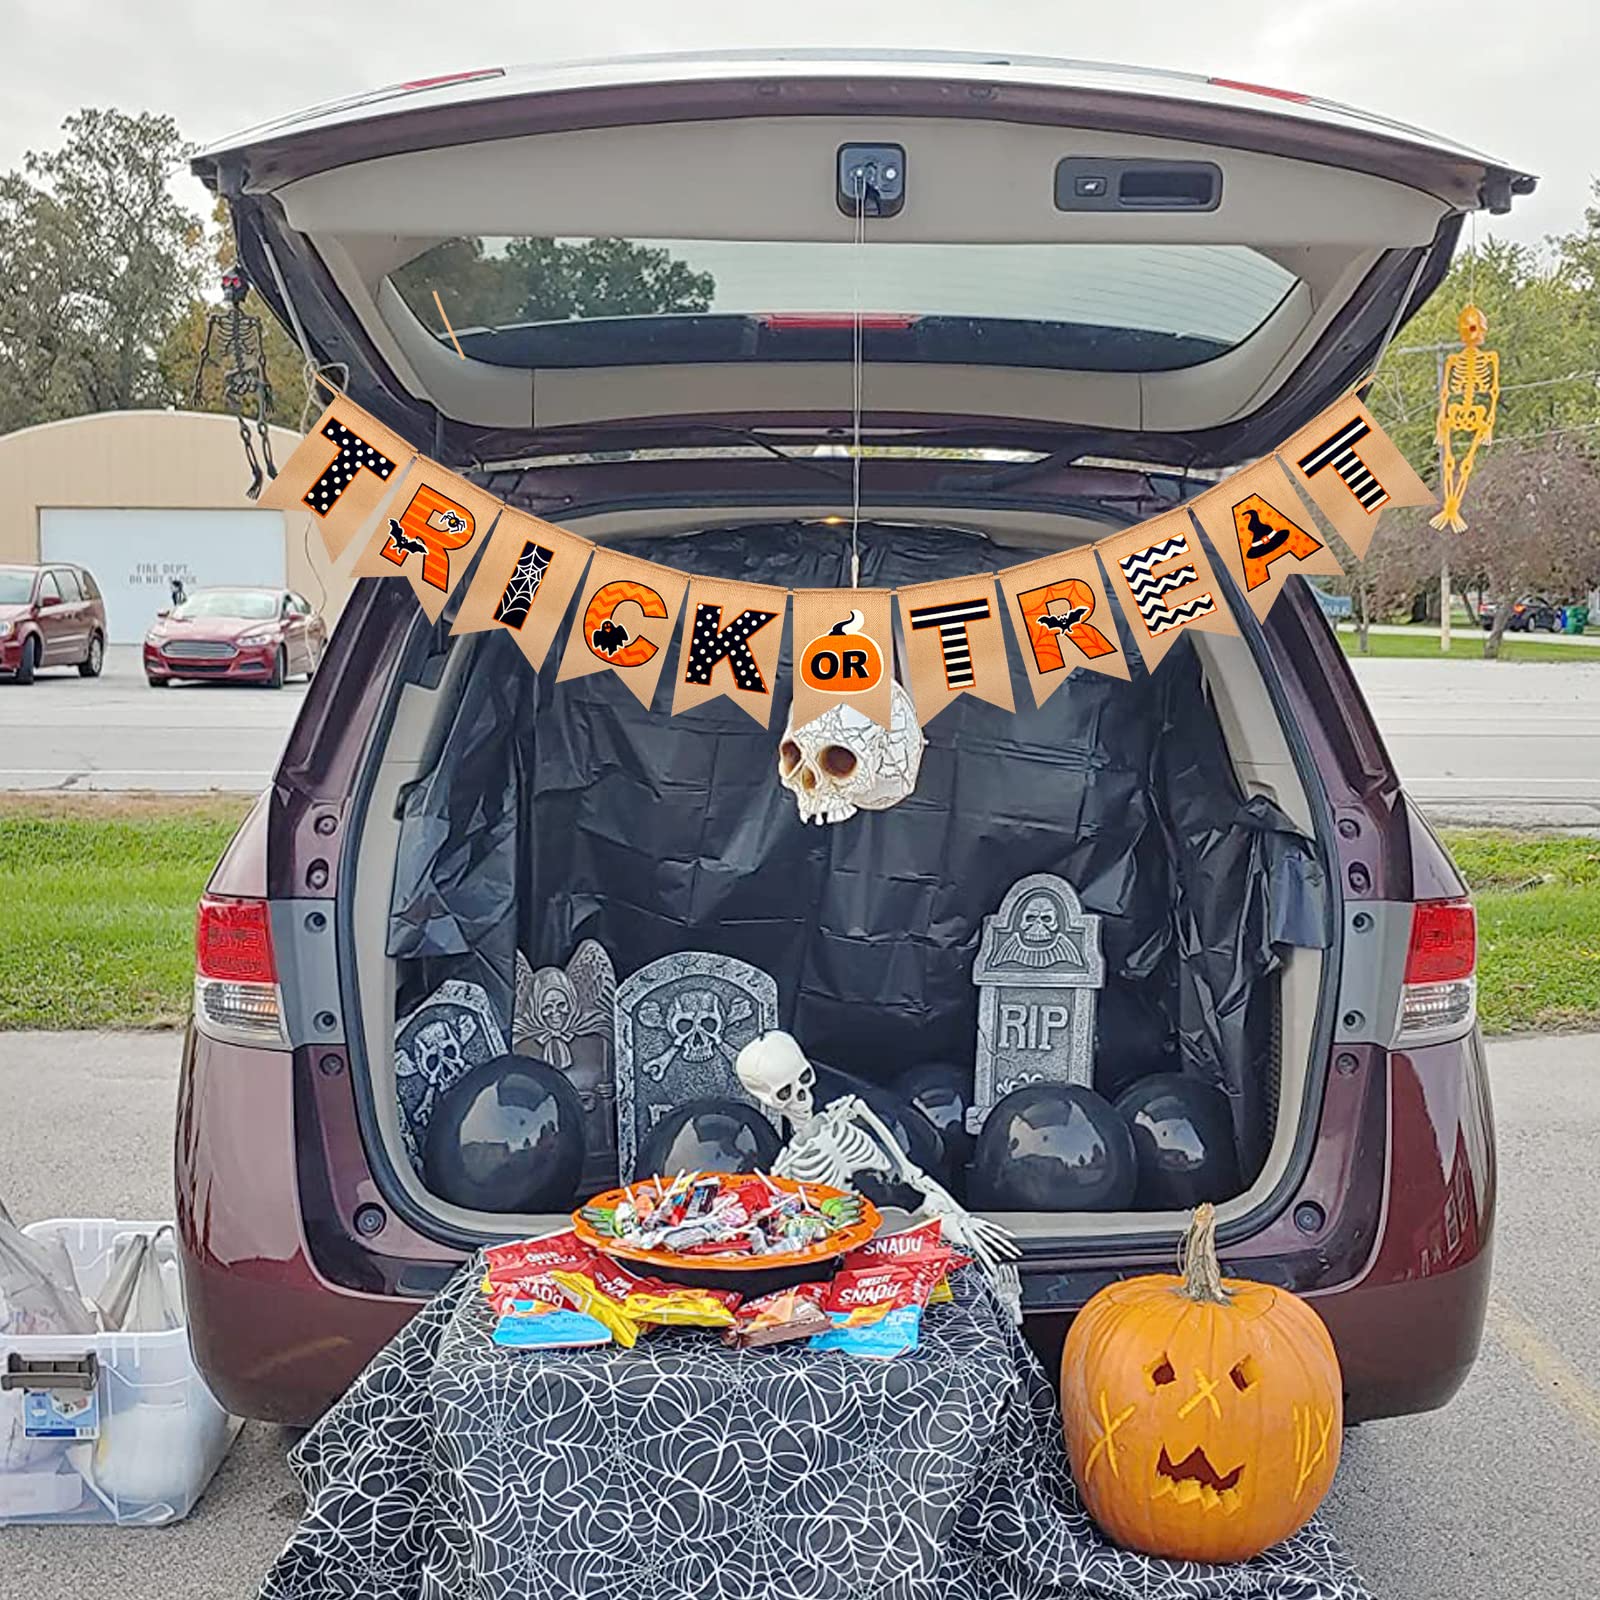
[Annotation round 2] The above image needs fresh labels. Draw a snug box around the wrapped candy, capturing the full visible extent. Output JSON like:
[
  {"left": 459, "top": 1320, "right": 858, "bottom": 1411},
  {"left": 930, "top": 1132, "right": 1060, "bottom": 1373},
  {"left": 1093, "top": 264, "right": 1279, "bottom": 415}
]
[{"left": 723, "top": 1283, "right": 830, "bottom": 1349}]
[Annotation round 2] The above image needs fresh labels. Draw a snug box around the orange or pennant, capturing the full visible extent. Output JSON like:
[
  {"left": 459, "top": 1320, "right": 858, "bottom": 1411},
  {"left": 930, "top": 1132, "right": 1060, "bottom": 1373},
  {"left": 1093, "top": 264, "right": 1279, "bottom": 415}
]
[
  {"left": 788, "top": 588, "right": 896, "bottom": 728},
  {"left": 259, "top": 399, "right": 416, "bottom": 560},
  {"left": 996, "top": 545, "right": 1129, "bottom": 703},
  {"left": 555, "top": 547, "right": 689, "bottom": 709},
  {"left": 350, "top": 465, "right": 504, "bottom": 622},
  {"left": 895, "top": 575, "right": 1014, "bottom": 721},
  {"left": 1190, "top": 457, "right": 1345, "bottom": 621},
  {"left": 671, "top": 577, "right": 789, "bottom": 724},
  {"left": 1277, "top": 395, "right": 1434, "bottom": 557},
  {"left": 450, "top": 507, "right": 595, "bottom": 670},
  {"left": 1097, "top": 508, "right": 1237, "bottom": 670}
]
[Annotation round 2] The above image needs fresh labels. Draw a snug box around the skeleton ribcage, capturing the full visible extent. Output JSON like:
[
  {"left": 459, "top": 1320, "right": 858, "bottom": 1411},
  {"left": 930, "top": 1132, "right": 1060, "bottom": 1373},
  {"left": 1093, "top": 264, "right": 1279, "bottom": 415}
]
[{"left": 771, "top": 1104, "right": 896, "bottom": 1189}]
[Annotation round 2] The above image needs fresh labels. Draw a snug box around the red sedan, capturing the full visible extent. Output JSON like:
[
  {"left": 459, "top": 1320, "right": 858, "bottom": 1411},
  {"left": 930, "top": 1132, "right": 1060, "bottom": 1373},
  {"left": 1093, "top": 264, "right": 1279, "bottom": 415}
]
[{"left": 144, "top": 587, "right": 326, "bottom": 688}]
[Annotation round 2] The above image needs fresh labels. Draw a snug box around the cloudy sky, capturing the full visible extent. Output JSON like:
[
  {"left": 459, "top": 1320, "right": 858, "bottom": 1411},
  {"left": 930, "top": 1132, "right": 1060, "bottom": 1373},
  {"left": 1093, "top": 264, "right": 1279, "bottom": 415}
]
[{"left": 0, "top": 0, "right": 1589, "bottom": 248}]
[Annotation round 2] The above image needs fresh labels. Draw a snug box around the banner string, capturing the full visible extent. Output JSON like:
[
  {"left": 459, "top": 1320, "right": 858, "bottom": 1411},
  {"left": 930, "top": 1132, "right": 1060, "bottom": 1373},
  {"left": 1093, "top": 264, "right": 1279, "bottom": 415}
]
[{"left": 849, "top": 175, "right": 866, "bottom": 588}]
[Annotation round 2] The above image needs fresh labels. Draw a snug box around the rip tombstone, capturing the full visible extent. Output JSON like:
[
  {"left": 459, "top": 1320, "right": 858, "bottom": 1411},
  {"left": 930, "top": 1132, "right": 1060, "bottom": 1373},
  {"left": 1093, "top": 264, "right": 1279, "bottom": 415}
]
[
  {"left": 969, "top": 874, "right": 1104, "bottom": 1131},
  {"left": 614, "top": 953, "right": 780, "bottom": 1178}
]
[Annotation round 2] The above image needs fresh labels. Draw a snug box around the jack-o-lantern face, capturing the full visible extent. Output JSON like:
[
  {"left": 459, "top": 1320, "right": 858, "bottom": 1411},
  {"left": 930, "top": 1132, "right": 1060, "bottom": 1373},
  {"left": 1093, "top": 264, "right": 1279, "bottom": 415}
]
[{"left": 1060, "top": 1205, "right": 1342, "bottom": 1564}]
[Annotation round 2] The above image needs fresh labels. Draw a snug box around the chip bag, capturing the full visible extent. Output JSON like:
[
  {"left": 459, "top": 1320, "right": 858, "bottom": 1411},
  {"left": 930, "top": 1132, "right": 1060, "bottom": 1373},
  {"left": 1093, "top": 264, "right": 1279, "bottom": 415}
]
[{"left": 548, "top": 1265, "right": 645, "bottom": 1348}]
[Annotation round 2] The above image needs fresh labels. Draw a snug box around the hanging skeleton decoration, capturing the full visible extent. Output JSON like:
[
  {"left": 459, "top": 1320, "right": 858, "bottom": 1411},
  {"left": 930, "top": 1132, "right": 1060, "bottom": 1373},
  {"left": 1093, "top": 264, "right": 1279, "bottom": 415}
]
[
  {"left": 1429, "top": 303, "right": 1501, "bottom": 534},
  {"left": 777, "top": 678, "right": 926, "bottom": 825},
  {"left": 736, "top": 1030, "right": 1022, "bottom": 1318},
  {"left": 190, "top": 262, "right": 279, "bottom": 499}
]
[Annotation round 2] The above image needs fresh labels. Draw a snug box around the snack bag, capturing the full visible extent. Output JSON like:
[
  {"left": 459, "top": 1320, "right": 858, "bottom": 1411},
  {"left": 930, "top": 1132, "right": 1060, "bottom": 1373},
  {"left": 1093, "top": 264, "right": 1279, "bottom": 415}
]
[
  {"left": 842, "top": 1220, "right": 970, "bottom": 1306},
  {"left": 621, "top": 1281, "right": 740, "bottom": 1329},
  {"left": 723, "top": 1282, "right": 830, "bottom": 1349},
  {"left": 809, "top": 1303, "right": 923, "bottom": 1359},
  {"left": 549, "top": 1265, "right": 645, "bottom": 1348},
  {"left": 493, "top": 1308, "right": 614, "bottom": 1349},
  {"left": 825, "top": 1260, "right": 943, "bottom": 1320},
  {"left": 483, "top": 1230, "right": 594, "bottom": 1287},
  {"left": 486, "top": 1274, "right": 570, "bottom": 1317}
]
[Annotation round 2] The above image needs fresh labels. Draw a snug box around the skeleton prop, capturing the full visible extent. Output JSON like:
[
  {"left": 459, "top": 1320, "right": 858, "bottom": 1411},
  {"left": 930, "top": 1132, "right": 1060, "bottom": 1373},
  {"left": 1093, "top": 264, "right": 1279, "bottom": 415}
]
[
  {"left": 736, "top": 1030, "right": 1021, "bottom": 1319},
  {"left": 777, "top": 679, "right": 926, "bottom": 826}
]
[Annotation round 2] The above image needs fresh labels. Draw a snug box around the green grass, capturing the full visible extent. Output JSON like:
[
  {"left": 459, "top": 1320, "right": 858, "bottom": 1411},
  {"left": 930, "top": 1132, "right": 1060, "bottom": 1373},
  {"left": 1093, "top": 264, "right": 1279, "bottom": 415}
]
[
  {"left": 1440, "top": 829, "right": 1600, "bottom": 1033},
  {"left": 1337, "top": 630, "right": 1599, "bottom": 662},
  {"left": 0, "top": 796, "right": 252, "bottom": 1029}
]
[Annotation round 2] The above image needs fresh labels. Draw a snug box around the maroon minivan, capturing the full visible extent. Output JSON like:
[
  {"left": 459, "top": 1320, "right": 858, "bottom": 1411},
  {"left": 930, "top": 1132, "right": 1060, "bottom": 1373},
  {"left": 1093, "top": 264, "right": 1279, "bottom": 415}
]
[{"left": 176, "top": 53, "right": 1527, "bottom": 1425}]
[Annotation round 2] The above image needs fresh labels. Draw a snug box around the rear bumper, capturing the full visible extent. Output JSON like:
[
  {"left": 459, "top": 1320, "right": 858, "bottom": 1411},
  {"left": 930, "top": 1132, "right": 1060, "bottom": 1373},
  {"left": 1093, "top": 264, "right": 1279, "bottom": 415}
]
[
  {"left": 146, "top": 643, "right": 278, "bottom": 681},
  {"left": 177, "top": 1023, "right": 1494, "bottom": 1426}
]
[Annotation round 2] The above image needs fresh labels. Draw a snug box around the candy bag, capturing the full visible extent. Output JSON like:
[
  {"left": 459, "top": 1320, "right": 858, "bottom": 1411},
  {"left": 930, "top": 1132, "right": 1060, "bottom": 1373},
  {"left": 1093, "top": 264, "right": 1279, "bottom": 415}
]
[{"left": 723, "top": 1282, "right": 830, "bottom": 1349}]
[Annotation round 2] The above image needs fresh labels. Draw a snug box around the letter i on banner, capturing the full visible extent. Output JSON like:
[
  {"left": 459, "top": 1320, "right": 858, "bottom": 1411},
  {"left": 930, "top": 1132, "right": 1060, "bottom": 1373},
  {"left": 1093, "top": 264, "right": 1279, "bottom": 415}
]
[
  {"left": 350, "top": 464, "right": 505, "bottom": 622},
  {"left": 555, "top": 547, "right": 689, "bottom": 709},
  {"left": 672, "top": 577, "right": 789, "bottom": 724},
  {"left": 450, "top": 508, "right": 595, "bottom": 668},
  {"left": 259, "top": 399, "right": 416, "bottom": 560},
  {"left": 1097, "top": 507, "right": 1237, "bottom": 671},
  {"left": 895, "top": 574, "right": 1013, "bottom": 720},
  {"left": 1277, "top": 395, "right": 1435, "bottom": 558},
  {"left": 996, "top": 545, "right": 1129, "bottom": 705},
  {"left": 1190, "top": 456, "right": 1345, "bottom": 621},
  {"left": 788, "top": 589, "right": 896, "bottom": 728}
]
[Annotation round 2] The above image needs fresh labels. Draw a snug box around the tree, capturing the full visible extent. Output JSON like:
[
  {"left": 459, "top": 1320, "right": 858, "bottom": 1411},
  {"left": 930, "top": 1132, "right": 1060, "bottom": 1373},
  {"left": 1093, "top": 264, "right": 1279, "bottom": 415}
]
[{"left": 0, "top": 110, "right": 209, "bottom": 432}]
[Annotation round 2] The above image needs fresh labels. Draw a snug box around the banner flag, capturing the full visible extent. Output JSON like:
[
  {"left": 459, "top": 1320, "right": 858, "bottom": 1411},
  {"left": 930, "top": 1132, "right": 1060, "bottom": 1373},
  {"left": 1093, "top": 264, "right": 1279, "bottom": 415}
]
[
  {"left": 350, "top": 464, "right": 506, "bottom": 622},
  {"left": 260, "top": 398, "right": 416, "bottom": 560},
  {"left": 450, "top": 508, "right": 595, "bottom": 669},
  {"left": 671, "top": 577, "right": 790, "bottom": 724},
  {"left": 1097, "top": 508, "right": 1238, "bottom": 671},
  {"left": 895, "top": 575, "right": 1014, "bottom": 721},
  {"left": 996, "top": 547, "right": 1130, "bottom": 703},
  {"left": 555, "top": 547, "right": 690, "bottom": 709},
  {"left": 1191, "top": 457, "right": 1345, "bottom": 620},
  {"left": 788, "top": 588, "right": 896, "bottom": 728},
  {"left": 1277, "top": 395, "right": 1434, "bottom": 556}
]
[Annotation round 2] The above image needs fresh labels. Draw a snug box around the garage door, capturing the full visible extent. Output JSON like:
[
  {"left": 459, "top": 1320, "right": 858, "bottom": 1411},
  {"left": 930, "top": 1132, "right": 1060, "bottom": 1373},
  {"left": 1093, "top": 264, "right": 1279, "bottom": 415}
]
[{"left": 40, "top": 508, "right": 287, "bottom": 643}]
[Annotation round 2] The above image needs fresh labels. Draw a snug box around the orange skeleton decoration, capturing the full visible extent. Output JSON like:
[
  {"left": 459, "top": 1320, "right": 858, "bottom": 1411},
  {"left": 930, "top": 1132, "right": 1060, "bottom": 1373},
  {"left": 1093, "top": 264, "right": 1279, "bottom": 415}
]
[{"left": 1429, "top": 304, "right": 1500, "bottom": 533}]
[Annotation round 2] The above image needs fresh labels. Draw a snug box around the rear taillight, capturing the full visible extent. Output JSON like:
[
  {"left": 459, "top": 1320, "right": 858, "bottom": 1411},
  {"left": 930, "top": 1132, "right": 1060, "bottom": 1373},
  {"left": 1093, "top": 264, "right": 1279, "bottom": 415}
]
[
  {"left": 1396, "top": 898, "right": 1477, "bottom": 1045},
  {"left": 194, "top": 895, "right": 286, "bottom": 1048}
]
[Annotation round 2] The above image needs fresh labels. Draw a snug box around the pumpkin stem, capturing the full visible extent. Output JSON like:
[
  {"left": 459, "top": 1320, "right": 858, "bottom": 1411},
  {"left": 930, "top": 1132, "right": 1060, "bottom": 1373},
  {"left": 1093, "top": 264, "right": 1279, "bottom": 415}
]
[{"left": 1178, "top": 1203, "right": 1232, "bottom": 1304}]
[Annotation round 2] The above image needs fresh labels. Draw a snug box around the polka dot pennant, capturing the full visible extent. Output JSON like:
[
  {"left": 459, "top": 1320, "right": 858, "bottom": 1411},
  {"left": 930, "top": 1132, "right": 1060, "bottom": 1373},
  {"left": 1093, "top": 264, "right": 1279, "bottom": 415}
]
[
  {"left": 671, "top": 578, "right": 790, "bottom": 725},
  {"left": 304, "top": 419, "right": 396, "bottom": 516}
]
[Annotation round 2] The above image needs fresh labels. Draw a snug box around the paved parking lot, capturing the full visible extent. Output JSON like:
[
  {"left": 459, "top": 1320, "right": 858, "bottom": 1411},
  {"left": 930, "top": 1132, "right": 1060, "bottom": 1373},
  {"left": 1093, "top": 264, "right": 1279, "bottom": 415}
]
[{"left": 2, "top": 1030, "right": 1598, "bottom": 1597}]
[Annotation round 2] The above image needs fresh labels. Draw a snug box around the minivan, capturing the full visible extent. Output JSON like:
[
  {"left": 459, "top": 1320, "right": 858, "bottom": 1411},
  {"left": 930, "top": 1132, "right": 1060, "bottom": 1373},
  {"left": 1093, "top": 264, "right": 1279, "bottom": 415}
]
[{"left": 176, "top": 51, "right": 1528, "bottom": 1424}]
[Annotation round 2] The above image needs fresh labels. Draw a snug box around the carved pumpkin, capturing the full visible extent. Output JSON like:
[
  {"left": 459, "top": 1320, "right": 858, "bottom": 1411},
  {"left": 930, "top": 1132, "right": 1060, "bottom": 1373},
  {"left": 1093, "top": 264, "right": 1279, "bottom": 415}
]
[{"left": 1060, "top": 1204, "right": 1342, "bottom": 1564}]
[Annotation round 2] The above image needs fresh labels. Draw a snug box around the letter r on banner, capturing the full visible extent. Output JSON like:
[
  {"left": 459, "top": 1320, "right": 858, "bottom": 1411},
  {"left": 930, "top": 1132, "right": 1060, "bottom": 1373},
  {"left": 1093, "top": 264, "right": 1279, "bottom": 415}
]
[{"left": 380, "top": 483, "right": 480, "bottom": 593}]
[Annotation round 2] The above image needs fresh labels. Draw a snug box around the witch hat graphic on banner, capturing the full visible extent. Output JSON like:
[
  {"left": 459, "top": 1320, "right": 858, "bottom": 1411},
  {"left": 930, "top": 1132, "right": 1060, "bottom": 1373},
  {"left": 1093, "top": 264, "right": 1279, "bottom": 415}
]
[
  {"left": 788, "top": 589, "right": 896, "bottom": 728},
  {"left": 451, "top": 508, "right": 595, "bottom": 669},
  {"left": 1190, "top": 457, "right": 1344, "bottom": 621},
  {"left": 997, "top": 545, "right": 1130, "bottom": 703}
]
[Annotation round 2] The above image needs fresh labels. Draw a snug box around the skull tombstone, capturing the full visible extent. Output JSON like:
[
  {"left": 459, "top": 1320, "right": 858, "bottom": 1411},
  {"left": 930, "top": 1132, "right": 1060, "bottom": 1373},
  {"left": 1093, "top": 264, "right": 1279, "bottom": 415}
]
[
  {"left": 778, "top": 679, "right": 926, "bottom": 825},
  {"left": 393, "top": 980, "right": 508, "bottom": 1171},
  {"left": 614, "top": 953, "right": 780, "bottom": 1178}
]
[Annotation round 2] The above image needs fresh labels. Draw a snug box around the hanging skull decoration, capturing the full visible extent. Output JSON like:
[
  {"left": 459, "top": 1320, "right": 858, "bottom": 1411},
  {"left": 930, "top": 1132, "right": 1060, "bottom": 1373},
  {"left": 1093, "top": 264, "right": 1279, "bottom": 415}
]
[{"left": 778, "top": 679, "right": 926, "bottom": 825}]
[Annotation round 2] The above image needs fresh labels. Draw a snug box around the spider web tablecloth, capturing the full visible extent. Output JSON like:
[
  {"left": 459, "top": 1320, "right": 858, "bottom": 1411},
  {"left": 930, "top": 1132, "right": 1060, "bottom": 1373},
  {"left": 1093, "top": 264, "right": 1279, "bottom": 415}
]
[{"left": 260, "top": 1268, "right": 1372, "bottom": 1600}]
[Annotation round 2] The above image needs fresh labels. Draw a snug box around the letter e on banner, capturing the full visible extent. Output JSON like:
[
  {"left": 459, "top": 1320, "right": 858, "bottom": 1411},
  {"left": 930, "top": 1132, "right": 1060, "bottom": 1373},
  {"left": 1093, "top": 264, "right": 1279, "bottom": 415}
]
[
  {"left": 555, "top": 547, "right": 689, "bottom": 709},
  {"left": 1098, "top": 508, "right": 1237, "bottom": 670},
  {"left": 996, "top": 545, "right": 1129, "bottom": 704}
]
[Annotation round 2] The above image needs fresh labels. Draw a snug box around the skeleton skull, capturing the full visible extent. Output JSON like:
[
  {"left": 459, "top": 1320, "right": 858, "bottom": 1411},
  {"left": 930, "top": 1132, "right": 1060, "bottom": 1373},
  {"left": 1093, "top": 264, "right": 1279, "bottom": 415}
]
[
  {"left": 667, "top": 990, "right": 726, "bottom": 1063},
  {"left": 777, "top": 679, "right": 926, "bottom": 825},
  {"left": 735, "top": 1030, "right": 816, "bottom": 1126},
  {"left": 413, "top": 1016, "right": 474, "bottom": 1085},
  {"left": 1019, "top": 894, "right": 1061, "bottom": 945}
]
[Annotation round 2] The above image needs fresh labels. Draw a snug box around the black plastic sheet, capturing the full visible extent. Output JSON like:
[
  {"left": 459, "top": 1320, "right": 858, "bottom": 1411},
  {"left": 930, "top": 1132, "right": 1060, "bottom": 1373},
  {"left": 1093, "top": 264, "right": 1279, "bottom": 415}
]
[{"left": 388, "top": 524, "right": 1327, "bottom": 1169}]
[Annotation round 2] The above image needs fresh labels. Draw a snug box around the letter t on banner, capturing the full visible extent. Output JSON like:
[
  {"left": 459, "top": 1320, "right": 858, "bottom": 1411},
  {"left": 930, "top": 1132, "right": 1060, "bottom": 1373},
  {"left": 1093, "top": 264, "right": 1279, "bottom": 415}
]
[
  {"left": 1097, "top": 508, "right": 1238, "bottom": 670},
  {"left": 895, "top": 575, "right": 1013, "bottom": 721},
  {"left": 450, "top": 507, "right": 595, "bottom": 669}
]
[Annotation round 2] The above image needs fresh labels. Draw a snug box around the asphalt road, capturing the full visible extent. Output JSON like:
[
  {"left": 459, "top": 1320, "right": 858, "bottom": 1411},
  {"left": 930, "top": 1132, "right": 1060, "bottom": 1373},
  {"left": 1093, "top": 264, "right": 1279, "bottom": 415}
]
[{"left": 2, "top": 1031, "right": 1598, "bottom": 1597}]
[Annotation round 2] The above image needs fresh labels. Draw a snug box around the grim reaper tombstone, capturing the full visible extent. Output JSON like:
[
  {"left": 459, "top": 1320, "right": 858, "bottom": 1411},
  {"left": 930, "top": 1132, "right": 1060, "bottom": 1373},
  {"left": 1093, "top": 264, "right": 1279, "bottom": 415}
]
[
  {"left": 614, "top": 953, "right": 780, "bottom": 1179},
  {"left": 969, "top": 874, "right": 1104, "bottom": 1132}
]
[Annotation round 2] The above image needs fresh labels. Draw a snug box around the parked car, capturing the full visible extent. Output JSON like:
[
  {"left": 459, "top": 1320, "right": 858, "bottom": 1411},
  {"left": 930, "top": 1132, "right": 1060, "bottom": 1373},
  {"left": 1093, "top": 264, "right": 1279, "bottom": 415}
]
[
  {"left": 1477, "top": 597, "right": 1562, "bottom": 633},
  {"left": 0, "top": 563, "right": 107, "bottom": 683},
  {"left": 176, "top": 53, "right": 1524, "bottom": 1426},
  {"left": 1308, "top": 585, "right": 1354, "bottom": 622},
  {"left": 144, "top": 587, "right": 326, "bottom": 687}
]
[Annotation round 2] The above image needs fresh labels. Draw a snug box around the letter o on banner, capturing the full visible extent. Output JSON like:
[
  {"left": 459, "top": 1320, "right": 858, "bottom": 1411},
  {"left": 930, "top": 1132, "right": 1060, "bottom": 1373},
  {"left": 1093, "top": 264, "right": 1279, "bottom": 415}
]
[{"left": 799, "top": 629, "right": 884, "bottom": 693}]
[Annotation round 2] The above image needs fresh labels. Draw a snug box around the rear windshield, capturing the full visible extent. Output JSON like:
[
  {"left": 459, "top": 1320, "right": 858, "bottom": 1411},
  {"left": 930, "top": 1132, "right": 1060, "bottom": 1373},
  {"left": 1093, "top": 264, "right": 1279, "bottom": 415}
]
[
  {"left": 174, "top": 591, "right": 278, "bottom": 620},
  {"left": 0, "top": 571, "right": 34, "bottom": 604},
  {"left": 391, "top": 237, "right": 1295, "bottom": 373}
]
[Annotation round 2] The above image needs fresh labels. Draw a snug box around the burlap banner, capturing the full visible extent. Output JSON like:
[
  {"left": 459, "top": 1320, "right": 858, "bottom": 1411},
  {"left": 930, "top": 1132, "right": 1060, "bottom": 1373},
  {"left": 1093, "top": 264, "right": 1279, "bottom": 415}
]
[
  {"left": 996, "top": 546, "right": 1130, "bottom": 703},
  {"left": 1097, "top": 508, "right": 1239, "bottom": 672},
  {"left": 672, "top": 577, "right": 790, "bottom": 724},
  {"left": 895, "top": 575, "right": 1014, "bottom": 722},
  {"left": 788, "top": 588, "right": 896, "bottom": 728},
  {"left": 259, "top": 398, "right": 415, "bottom": 560},
  {"left": 555, "top": 547, "right": 689, "bottom": 709},
  {"left": 1191, "top": 457, "right": 1344, "bottom": 622},
  {"left": 450, "top": 508, "right": 595, "bottom": 669}
]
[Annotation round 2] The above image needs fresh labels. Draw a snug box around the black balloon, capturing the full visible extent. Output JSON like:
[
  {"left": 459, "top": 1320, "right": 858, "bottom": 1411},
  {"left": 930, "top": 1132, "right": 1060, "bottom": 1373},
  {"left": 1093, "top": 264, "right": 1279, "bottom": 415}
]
[
  {"left": 811, "top": 1061, "right": 947, "bottom": 1209},
  {"left": 895, "top": 1061, "right": 976, "bottom": 1172},
  {"left": 634, "top": 1097, "right": 782, "bottom": 1182},
  {"left": 969, "top": 1084, "right": 1137, "bottom": 1212},
  {"left": 423, "top": 1055, "right": 586, "bottom": 1212},
  {"left": 1093, "top": 980, "right": 1178, "bottom": 1100},
  {"left": 1115, "top": 1073, "right": 1242, "bottom": 1210}
]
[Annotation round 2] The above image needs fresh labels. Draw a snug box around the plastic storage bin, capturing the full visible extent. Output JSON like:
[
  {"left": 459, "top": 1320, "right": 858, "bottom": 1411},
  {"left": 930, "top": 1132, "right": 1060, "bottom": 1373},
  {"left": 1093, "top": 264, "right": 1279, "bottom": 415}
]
[{"left": 1, "top": 1218, "right": 240, "bottom": 1525}]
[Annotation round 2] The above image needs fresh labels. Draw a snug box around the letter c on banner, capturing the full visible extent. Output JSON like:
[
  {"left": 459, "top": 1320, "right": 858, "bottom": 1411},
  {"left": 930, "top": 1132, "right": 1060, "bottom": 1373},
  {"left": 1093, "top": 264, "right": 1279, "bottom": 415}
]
[{"left": 584, "top": 580, "right": 669, "bottom": 667}]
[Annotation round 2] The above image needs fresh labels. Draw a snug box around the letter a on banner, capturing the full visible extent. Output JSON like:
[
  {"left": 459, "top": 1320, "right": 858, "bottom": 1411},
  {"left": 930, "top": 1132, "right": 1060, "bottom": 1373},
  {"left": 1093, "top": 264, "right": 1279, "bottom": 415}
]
[
  {"left": 788, "top": 589, "right": 895, "bottom": 727},
  {"left": 672, "top": 577, "right": 789, "bottom": 724},
  {"left": 556, "top": 547, "right": 689, "bottom": 709},
  {"left": 1191, "top": 457, "right": 1344, "bottom": 621},
  {"left": 450, "top": 507, "right": 594, "bottom": 669},
  {"left": 351, "top": 465, "right": 505, "bottom": 622},
  {"left": 996, "top": 545, "right": 1130, "bottom": 704},
  {"left": 896, "top": 575, "right": 1014, "bottom": 721},
  {"left": 1277, "top": 395, "right": 1434, "bottom": 558},
  {"left": 259, "top": 399, "right": 415, "bottom": 560},
  {"left": 1098, "top": 508, "right": 1237, "bottom": 671}
]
